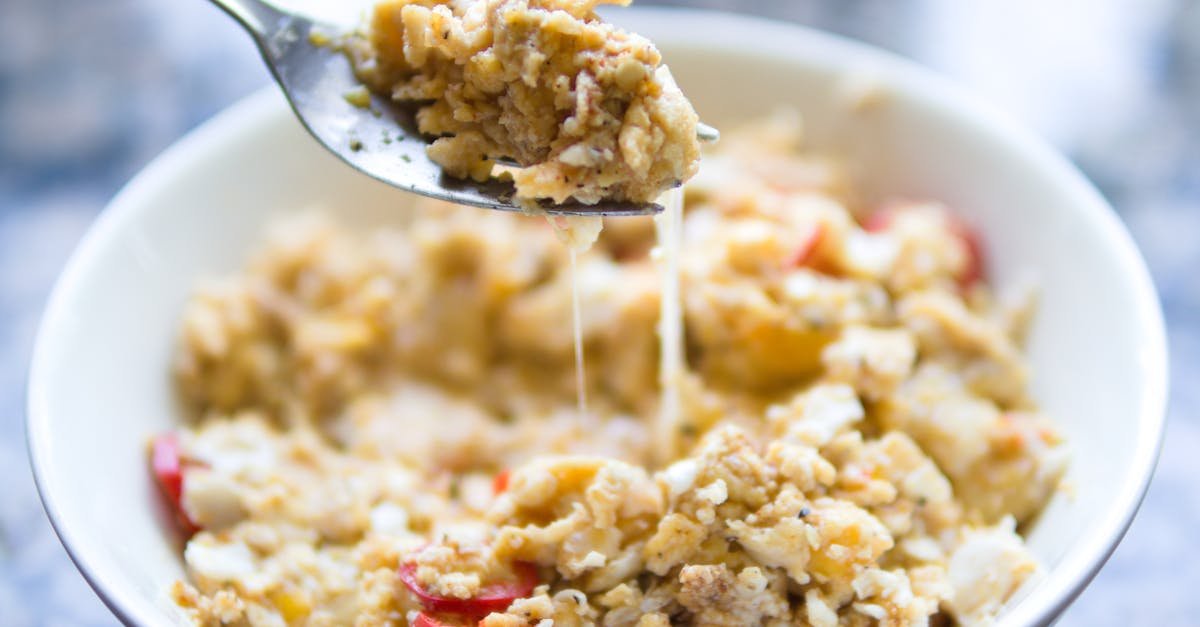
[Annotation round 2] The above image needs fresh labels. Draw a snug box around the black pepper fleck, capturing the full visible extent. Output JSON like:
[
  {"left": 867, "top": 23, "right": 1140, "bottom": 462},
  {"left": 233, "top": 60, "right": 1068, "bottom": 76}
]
[{"left": 798, "top": 507, "right": 811, "bottom": 518}]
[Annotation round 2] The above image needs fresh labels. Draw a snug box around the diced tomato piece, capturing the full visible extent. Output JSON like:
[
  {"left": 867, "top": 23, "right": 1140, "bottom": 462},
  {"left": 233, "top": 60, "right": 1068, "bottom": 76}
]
[
  {"left": 152, "top": 434, "right": 184, "bottom": 502},
  {"left": 398, "top": 561, "right": 537, "bottom": 617},
  {"left": 862, "top": 208, "right": 896, "bottom": 233},
  {"left": 785, "top": 223, "right": 825, "bottom": 268},
  {"left": 411, "top": 612, "right": 473, "bottom": 627},
  {"left": 948, "top": 219, "right": 985, "bottom": 287},
  {"left": 491, "top": 470, "right": 510, "bottom": 495},
  {"left": 411, "top": 613, "right": 444, "bottom": 627},
  {"left": 151, "top": 433, "right": 200, "bottom": 535},
  {"left": 861, "top": 204, "right": 985, "bottom": 287}
]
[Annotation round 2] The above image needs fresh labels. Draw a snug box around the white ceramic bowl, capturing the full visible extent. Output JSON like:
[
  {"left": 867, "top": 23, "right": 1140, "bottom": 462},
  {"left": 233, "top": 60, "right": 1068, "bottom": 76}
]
[{"left": 28, "top": 8, "right": 1166, "bottom": 626}]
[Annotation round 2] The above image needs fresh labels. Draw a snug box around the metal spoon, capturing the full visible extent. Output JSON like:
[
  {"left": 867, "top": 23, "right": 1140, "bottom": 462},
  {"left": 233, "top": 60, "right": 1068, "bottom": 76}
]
[{"left": 207, "top": 0, "right": 719, "bottom": 216}]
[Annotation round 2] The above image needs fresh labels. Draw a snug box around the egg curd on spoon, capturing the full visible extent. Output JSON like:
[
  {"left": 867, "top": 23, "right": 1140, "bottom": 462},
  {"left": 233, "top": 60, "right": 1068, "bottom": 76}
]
[{"left": 341, "top": 0, "right": 701, "bottom": 207}]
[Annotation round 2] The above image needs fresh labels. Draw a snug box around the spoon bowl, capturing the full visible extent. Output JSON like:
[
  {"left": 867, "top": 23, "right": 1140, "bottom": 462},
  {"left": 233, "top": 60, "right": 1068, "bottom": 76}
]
[{"left": 208, "top": 0, "right": 717, "bottom": 216}]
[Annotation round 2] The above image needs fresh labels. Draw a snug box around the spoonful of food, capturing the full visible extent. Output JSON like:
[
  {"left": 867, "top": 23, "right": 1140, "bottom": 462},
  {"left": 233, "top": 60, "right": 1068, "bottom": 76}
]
[{"left": 207, "top": 0, "right": 718, "bottom": 216}]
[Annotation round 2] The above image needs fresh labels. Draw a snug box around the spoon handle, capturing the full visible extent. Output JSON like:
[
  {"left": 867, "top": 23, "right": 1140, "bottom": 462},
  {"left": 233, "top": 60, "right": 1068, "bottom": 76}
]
[{"left": 206, "top": 0, "right": 287, "bottom": 38}]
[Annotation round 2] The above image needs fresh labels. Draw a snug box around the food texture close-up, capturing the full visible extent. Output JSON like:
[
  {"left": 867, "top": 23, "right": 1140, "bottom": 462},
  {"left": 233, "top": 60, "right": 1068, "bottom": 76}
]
[{"left": 2, "top": 1, "right": 1197, "bottom": 626}]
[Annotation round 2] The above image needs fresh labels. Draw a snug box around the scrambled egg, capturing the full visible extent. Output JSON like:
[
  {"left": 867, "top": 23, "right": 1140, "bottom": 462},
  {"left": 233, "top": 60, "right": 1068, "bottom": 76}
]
[{"left": 163, "top": 112, "right": 1066, "bottom": 626}]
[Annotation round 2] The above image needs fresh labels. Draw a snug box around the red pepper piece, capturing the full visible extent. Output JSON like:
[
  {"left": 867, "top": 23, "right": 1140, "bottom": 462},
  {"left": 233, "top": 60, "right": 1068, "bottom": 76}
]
[
  {"left": 150, "top": 433, "right": 200, "bottom": 535},
  {"left": 398, "top": 561, "right": 537, "bottom": 616}
]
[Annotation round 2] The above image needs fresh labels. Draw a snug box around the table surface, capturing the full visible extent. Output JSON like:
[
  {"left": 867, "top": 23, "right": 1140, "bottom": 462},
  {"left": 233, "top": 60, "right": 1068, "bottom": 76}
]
[{"left": 2, "top": 0, "right": 1197, "bottom": 624}]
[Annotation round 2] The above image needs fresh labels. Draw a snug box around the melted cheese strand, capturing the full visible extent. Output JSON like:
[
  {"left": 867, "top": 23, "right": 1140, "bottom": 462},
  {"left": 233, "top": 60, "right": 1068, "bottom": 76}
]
[
  {"left": 547, "top": 215, "right": 603, "bottom": 417},
  {"left": 654, "top": 186, "right": 686, "bottom": 467},
  {"left": 570, "top": 248, "right": 587, "bottom": 416}
]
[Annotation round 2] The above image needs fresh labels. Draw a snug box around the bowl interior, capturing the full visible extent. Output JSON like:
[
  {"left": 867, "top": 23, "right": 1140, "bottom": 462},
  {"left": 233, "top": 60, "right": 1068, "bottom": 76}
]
[{"left": 28, "top": 9, "right": 1165, "bottom": 626}]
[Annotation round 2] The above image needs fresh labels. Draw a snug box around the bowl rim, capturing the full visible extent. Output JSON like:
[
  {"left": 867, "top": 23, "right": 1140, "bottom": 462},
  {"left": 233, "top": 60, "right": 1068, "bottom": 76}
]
[{"left": 26, "top": 7, "right": 1168, "bottom": 626}]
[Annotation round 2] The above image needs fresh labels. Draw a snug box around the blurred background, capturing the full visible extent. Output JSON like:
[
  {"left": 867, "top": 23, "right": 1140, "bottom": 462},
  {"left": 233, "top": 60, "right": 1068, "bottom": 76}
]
[{"left": 1, "top": 0, "right": 1196, "bottom": 624}]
